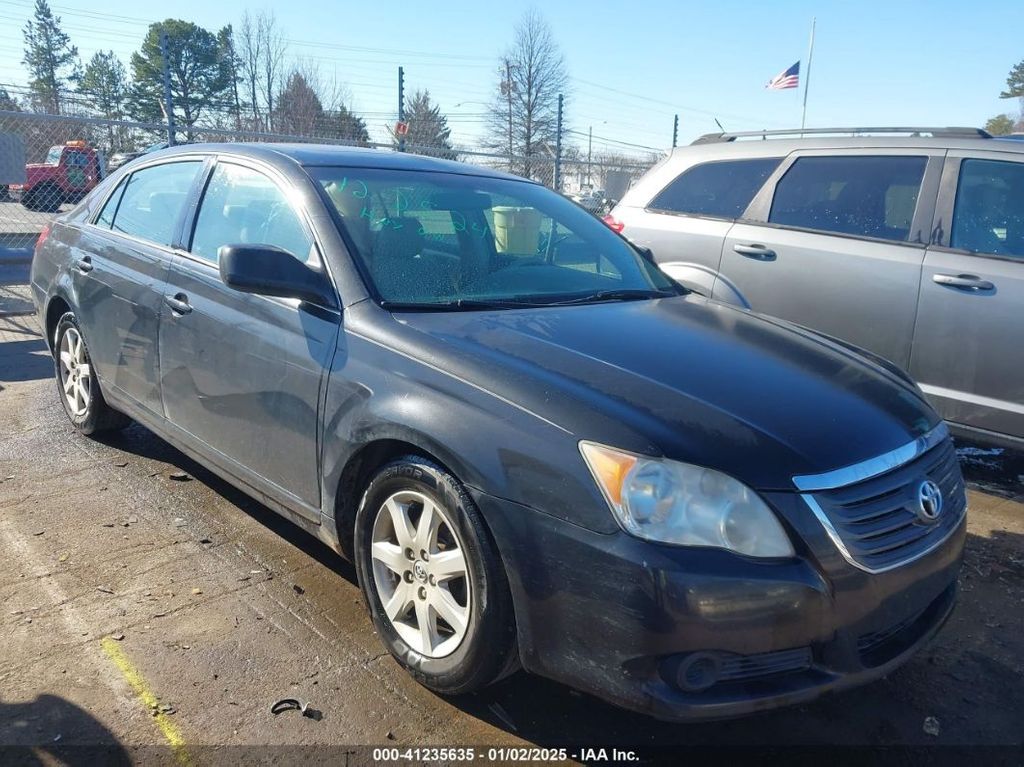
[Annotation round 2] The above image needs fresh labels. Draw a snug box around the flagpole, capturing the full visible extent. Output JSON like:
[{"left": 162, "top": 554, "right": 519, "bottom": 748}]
[{"left": 801, "top": 17, "right": 816, "bottom": 132}]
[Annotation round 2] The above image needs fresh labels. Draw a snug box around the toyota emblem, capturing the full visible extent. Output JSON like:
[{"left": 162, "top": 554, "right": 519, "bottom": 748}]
[{"left": 916, "top": 480, "right": 943, "bottom": 523}]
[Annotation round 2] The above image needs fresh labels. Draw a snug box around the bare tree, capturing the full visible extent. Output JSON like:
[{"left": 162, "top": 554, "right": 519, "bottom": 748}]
[
  {"left": 259, "top": 12, "right": 286, "bottom": 131},
  {"left": 487, "top": 9, "right": 569, "bottom": 179},
  {"left": 237, "top": 12, "right": 262, "bottom": 128},
  {"left": 236, "top": 10, "right": 286, "bottom": 130}
]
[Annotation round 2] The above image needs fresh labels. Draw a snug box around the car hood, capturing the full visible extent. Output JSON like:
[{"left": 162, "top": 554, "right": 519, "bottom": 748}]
[{"left": 392, "top": 295, "right": 939, "bottom": 491}]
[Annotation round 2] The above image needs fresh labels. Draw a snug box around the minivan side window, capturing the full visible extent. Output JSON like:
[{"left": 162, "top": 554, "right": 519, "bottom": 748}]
[
  {"left": 108, "top": 161, "right": 203, "bottom": 247},
  {"left": 950, "top": 159, "right": 1024, "bottom": 259},
  {"left": 649, "top": 158, "right": 781, "bottom": 219},
  {"left": 190, "top": 163, "right": 313, "bottom": 265},
  {"left": 768, "top": 156, "right": 927, "bottom": 242}
]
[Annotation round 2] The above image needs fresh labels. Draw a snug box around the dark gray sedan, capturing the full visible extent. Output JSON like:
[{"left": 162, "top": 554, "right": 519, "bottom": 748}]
[{"left": 30, "top": 144, "right": 966, "bottom": 721}]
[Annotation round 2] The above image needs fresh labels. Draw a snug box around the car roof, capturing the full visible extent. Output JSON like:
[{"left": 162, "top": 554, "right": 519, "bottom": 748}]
[
  {"left": 149, "top": 142, "right": 530, "bottom": 182},
  {"left": 672, "top": 134, "right": 1024, "bottom": 159}
]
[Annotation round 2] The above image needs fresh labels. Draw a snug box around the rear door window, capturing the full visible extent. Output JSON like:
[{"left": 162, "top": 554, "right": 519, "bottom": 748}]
[
  {"left": 648, "top": 158, "right": 781, "bottom": 219},
  {"left": 190, "top": 162, "right": 314, "bottom": 265},
  {"left": 768, "top": 155, "right": 926, "bottom": 242},
  {"left": 950, "top": 159, "right": 1024, "bottom": 259},
  {"left": 95, "top": 180, "right": 126, "bottom": 228},
  {"left": 109, "top": 161, "right": 203, "bottom": 247}
]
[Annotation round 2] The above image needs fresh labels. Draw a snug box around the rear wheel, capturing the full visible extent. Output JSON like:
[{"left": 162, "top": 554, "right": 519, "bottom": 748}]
[
  {"left": 53, "top": 312, "right": 130, "bottom": 435},
  {"left": 23, "top": 183, "right": 62, "bottom": 212},
  {"left": 354, "top": 456, "right": 517, "bottom": 694}
]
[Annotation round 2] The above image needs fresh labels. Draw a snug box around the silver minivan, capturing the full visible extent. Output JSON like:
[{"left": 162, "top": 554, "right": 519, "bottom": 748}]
[{"left": 610, "top": 127, "right": 1024, "bottom": 447}]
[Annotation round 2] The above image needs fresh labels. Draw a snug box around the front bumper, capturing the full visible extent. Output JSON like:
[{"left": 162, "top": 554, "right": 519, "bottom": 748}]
[{"left": 471, "top": 489, "right": 964, "bottom": 722}]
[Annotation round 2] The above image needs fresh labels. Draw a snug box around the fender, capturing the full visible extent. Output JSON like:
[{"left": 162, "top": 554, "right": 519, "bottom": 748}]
[{"left": 658, "top": 260, "right": 751, "bottom": 309}]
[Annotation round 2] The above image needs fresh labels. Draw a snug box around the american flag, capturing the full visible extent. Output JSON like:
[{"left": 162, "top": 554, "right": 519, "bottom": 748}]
[{"left": 766, "top": 61, "right": 800, "bottom": 90}]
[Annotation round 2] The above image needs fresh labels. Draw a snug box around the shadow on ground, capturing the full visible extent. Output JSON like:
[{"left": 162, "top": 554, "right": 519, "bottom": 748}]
[
  {"left": 0, "top": 316, "right": 51, "bottom": 389},
  {"left": 0, "top": 694, "right": 131, "bottom": 765}
]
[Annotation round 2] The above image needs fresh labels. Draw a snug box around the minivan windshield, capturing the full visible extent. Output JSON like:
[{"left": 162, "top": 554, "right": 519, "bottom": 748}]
[{"left": 309, "top": 167, "right": 681, "bottom": 309}]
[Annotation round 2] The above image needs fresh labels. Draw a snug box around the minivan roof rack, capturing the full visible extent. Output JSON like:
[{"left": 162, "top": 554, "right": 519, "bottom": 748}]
[{"left": 691, "top": 127, "right": 992, "bottom": 145}]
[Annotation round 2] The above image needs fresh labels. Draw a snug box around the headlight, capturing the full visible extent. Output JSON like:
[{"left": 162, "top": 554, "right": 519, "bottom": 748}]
[{"left": 579, "top": 441, "right": 794, "bottom": 558}]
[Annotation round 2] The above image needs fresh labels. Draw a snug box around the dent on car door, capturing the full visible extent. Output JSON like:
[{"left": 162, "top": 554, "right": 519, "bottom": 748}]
[
  {"left": 158, "top": 160, "right": 340, "bottom": 519},
  {"left": 717, "top": 152, "right": 942, "bottom": 369},
  {"left": 910, "top": 153, "right": 1024, "bottom": 441},
  {"left": 74, "top": 160, "right": 204, "bottom": 414}
]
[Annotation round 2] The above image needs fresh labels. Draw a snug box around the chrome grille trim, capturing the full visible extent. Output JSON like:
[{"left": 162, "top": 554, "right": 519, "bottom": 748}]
[
  {"left": 796, "top": 424, "right": 966, "bottom": 574},
  {"left": 791, "top": 422, "right": 950, "bottom": 492}
]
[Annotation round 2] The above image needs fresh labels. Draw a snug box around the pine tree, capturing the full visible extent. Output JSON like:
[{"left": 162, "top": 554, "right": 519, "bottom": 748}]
[
  {"left": 332, "top": 104, "right": 370, "bottom": 145},
  {"left": 401, "top": 89, "right": 456, "bottom": 159},
  {"left": 129, "top": 20, "right": 233, "bottom": 134},
  {"left": 22, "top": 0, "right": 79, "bottom": 114},
  {"left": 273, "top": 72, "right": 324, "bottom": 136},
  {"left": 1000, "top": 59, "right": 1024, "bottom": 100},
  {"left": 79, "top": 51, "right": 129, "bottom": 149}
]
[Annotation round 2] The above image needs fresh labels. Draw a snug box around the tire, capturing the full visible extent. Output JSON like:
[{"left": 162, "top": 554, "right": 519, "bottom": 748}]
[
  {"left": 53, "top": 312, "right": 130, "bottom": 435},
  {"left": 354, "top": 456, "right": 517, "bottom": 695},
  {"left": 23, "top": 183, "right": 62, "bottom": 213}
]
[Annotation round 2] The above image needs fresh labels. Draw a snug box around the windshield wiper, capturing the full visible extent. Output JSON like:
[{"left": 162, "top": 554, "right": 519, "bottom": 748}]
[
  {"left": 536, "top": 288, "right": 685, "bottom": 306},
  {"left": 380, "top": 298, "right": 545, "bottom": 312}
]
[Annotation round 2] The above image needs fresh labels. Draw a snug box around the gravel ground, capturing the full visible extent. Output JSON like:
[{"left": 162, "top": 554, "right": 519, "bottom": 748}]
[{"left": 0, "top": 315, "right": 1021, "bottom": 763}]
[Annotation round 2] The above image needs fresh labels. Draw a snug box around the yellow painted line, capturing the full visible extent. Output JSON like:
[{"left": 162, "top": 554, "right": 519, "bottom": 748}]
[{"left": 100, "top": 636, "right": 192, "bottom": 766}]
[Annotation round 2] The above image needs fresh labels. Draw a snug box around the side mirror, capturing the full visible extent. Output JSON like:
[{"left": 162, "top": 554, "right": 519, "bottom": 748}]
[{"left": 218, "top": 244, "right": 336, "bottom": 307}]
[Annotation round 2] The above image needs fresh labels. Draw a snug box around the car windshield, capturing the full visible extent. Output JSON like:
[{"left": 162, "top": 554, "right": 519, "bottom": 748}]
[
  {"left": 44, "top": 146, "right": 62, "bottom": 165},
  {"left": 310, "top": 167, "right": 681, "bottom": 309}
]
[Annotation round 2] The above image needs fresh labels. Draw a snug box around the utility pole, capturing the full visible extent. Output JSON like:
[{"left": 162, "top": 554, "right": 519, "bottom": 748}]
[
  {"left": 586, "top": 125, "right": 592, "bottom": 188},
  {"left": 672, "top": 114, "right": 679, "bottom": 148},
  {"left": 397, "top": 66, "right": 406, "bottom": 152},
  {"left": 159, "top": 31, "right": 176, "bottom": 146},
  {"left": 553, "top": 94, "right": 563, "bottom": 191}
]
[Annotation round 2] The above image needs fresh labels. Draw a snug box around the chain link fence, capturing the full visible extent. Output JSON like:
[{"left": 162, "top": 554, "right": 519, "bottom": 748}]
[{"left": 0, "top": 110, "right": 659, "bottom": 242}]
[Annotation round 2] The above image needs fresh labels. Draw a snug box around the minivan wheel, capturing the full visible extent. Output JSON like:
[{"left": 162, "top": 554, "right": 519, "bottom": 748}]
[
  {"left": 53, "top": 312, "right": 130, "bottom": 435},
  {"left": 354, "top": 456, "right": 517, "bottom": 695}
]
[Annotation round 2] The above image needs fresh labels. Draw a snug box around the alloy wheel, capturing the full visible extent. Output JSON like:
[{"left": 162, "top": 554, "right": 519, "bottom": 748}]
[
  {"left": 370, "top": 490, "right": 471, "bottom": 658},
  {"left": 58, "top": 327, "right": 91, "bottom": 418}
]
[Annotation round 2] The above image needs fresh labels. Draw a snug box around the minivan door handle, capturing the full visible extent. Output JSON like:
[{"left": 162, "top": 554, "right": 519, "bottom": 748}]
[
  {"left": 75, "top": 255, "right": 93, "bottom": 273},
  {"left": 164, "top": 293, "right": 193, "bottom": 315},
  {"left": 733, "top": 244, "right": 776, "bottom": 260},
  {"left": 932, "top": 273, "right": 994, "bottom": 291}
]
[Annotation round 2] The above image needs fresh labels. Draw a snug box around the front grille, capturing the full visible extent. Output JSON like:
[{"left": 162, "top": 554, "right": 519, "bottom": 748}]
[
  {"left": 805, "top": 438, "right": 966, "bottom": 572},
  {"left": 718, "top": 647, "right": 813, "bottom": 682}
]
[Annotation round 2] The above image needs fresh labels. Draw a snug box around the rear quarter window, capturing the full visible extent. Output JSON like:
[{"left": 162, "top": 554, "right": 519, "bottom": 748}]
[{"left": 648, "top": 157, "right": 781, "bottom": 219}]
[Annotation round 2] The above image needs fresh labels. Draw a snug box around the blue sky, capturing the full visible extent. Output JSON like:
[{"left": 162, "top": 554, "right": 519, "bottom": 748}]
[{"left": 0, "top": 0, "right": 1021, "bottom": 157}]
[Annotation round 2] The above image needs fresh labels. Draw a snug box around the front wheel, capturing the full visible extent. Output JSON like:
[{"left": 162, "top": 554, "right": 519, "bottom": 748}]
[
  {"left": 53, "top": 312, "right": 130, "bottom": 435},
  {"left": 354, "top": 456, "right": 517, "bottom": 695}
]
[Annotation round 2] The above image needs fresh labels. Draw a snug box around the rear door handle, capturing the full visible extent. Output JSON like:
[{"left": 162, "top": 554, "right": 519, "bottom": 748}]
[
  {"left": 75, "top": 255, "right": 93, "bottom": 273},
  {"left": 164, "top": 293, "right": 192, "bottom": 315},
  {"left": 733, "top": 244, "right": 776, "bottom": 260},
  {"left": 932, "top": 273, "right": 994, "bottom": 291}
]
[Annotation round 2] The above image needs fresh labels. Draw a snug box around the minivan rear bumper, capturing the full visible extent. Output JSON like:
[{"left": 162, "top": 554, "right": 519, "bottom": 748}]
[{"left": 472, "top": 490, "right": 964, "bottom": 722}]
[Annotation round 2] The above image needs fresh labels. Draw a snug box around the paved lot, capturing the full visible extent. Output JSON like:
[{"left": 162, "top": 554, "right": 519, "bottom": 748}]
[
  {"left": 0, "top": 314, "right": 1022, "bottom": 762},
  {"left": 0, "top": 200, "right": 65, "bottom": 235}
]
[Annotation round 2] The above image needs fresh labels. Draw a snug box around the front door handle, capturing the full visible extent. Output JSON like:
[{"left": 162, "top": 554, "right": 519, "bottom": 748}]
[
  {"left": 164, "top": 293, "right": 192, "bottom": 315},
  {"left": 75, "top": 255, "right": 93, "bottom": 273},
  {"left": 932, "top": 273, "right": 994, "bottom": 291},
  {"left": 733, "top": 243, "right": 776, "bottom": 260}
]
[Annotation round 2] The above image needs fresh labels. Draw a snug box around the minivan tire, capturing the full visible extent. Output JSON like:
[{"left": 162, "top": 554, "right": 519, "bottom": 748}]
[
  {"left": 53, "top": 312, "right": 130, "bottom": 435},
  {"left": 354, "top": 456, "right": 517, "bottom": 695}
]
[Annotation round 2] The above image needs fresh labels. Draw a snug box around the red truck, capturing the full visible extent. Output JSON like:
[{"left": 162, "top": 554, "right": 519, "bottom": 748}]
[{"left": 9, "top": 140, "right": 105, "bottom": 212}]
